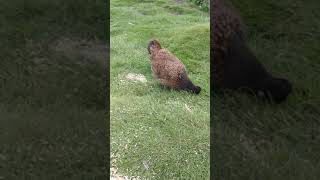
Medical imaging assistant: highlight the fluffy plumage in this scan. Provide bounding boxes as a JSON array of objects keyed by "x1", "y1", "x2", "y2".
[
  {"x1": 148, "y1": 39, "x2": 201, "y2": 94},
  {"x1": 211, "y1": 0, "x2": 292, "y2": 103}
]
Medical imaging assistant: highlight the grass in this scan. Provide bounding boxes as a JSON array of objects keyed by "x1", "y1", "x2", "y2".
[
  {"x1": 0, "y1": 0, "x2": 108, "y2": 179},
  {"x1": 110, "y1": 0, "x2": 209, "y2": 179},
  {"x1": 189, "y1": 0, "x2": 209, "y2": 11},
  {"x1": 213, "y1": 0, "x2": 320, "y2": 179}
]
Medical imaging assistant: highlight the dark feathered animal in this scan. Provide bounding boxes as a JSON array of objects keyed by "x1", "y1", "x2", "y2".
[
  {"x1": 148, "y1": 39, "x2": 201, "y2": 94},
  {"x1": 211, "y1": 0, "x2": 292, "y2": 103}
]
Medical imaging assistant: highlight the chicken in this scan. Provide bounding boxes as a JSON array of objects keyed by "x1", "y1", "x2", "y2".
[
  {"x1": 148, "y1": 39, "x2": 201, "y2": 94},
  {"x1": 211, "y1": 0, "x2": 292, "y2": 103}
]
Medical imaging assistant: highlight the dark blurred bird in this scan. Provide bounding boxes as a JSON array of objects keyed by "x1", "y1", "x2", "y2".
[
  {"x1": 211, "y1": 0, "x2": 292, "y2": 103},
  {"x1": 148, "y1": 39, "x2": 201, "y2": 94}
]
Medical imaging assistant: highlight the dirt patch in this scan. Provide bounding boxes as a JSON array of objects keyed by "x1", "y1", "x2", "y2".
[
  {"x1": 111, "y1": 153, "x2": 140, "y2": 180},
  {"x1": 125, "y1": 73, "x2": 147, "y2": 83},
  {"x1": 239, "y1": 134, "x2": 272, "y2": 156},
  {"x1": 49, "y1": 37, "x2": 108, "y2": 66},
  {"x1": 110, "y1": 169, "x2": 140, "y2": 180}
]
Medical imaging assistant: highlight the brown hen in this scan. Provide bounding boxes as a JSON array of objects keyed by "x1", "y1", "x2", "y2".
[
  {"x1": 148, "y1": 39, "x2": 201, "y2": 94},
  {"x1": 211, "y1": 0, "x2": 292, "y2": 103}
]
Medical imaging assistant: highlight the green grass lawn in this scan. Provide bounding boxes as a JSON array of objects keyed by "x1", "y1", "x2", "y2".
[
  {"x1": 213, "y1": 0, "x2": 320, "y2": 179},
  {"x1": 110, "y1": 0, "x2": 210, "y2": 179},
  {"x1": 0, "y1": 0, "x2": 108, "y2": 179}
]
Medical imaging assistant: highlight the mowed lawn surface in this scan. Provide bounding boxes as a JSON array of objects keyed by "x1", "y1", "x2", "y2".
[
  {"x1": 110, "y1": 0, "x2": 210, "y2": 179},
  {"x1": 213, "y1": 0, "x2": 320, "y2": 179}
]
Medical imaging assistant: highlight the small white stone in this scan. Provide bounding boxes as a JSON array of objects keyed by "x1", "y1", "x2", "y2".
[{"x1": 125, "y1": 73, "x2": 147, "y2": 83}]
